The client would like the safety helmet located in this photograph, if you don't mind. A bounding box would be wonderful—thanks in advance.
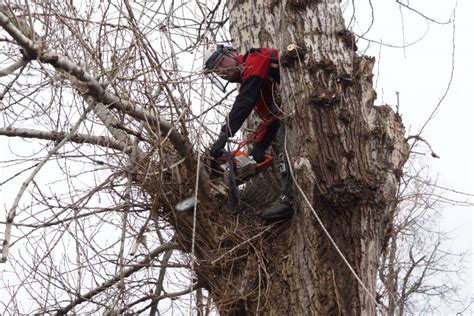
[204,44,236,71]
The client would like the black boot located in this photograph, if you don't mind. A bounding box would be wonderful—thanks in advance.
[261,196,294,220]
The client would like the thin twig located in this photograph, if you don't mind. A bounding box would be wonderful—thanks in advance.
[1,105,94,262]
[211,226,274,265]
[54,243,178,315]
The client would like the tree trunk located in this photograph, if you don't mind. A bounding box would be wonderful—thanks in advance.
[213,0,410,314]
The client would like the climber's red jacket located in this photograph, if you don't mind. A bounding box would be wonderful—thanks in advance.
[221,48,281,145]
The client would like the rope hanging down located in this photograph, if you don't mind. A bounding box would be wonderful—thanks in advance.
[283,126,385,313]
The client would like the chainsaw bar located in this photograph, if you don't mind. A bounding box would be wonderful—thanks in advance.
[175,196,197,212]
[175,180,228,212]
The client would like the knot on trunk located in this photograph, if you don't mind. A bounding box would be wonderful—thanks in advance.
[309,87,340,108]
[337,29,358,52]
[316,177,379,213]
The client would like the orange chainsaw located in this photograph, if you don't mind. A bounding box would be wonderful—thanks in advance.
[175,150,273,212]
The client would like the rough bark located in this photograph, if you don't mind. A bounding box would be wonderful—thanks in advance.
[220,0,409,314]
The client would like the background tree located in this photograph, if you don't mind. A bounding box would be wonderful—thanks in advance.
[0,1,470,315]
[378,158,468,315]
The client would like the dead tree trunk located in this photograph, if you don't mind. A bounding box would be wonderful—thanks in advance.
[213,0,410,314]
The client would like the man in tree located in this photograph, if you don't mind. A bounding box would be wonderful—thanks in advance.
[204,44,294,220]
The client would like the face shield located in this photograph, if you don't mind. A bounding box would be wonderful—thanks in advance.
[204,44,235,92]
[207,71,228,92]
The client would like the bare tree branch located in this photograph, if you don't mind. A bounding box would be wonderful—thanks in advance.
[396,0,453,25]
[0,10,40,59]
[0,10,196,173]
[0,126,131,153]
[0,57,27,76]
[54,243,178,315]
[1,104,93,262]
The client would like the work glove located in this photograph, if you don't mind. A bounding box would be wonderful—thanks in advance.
[209,131,228,159]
